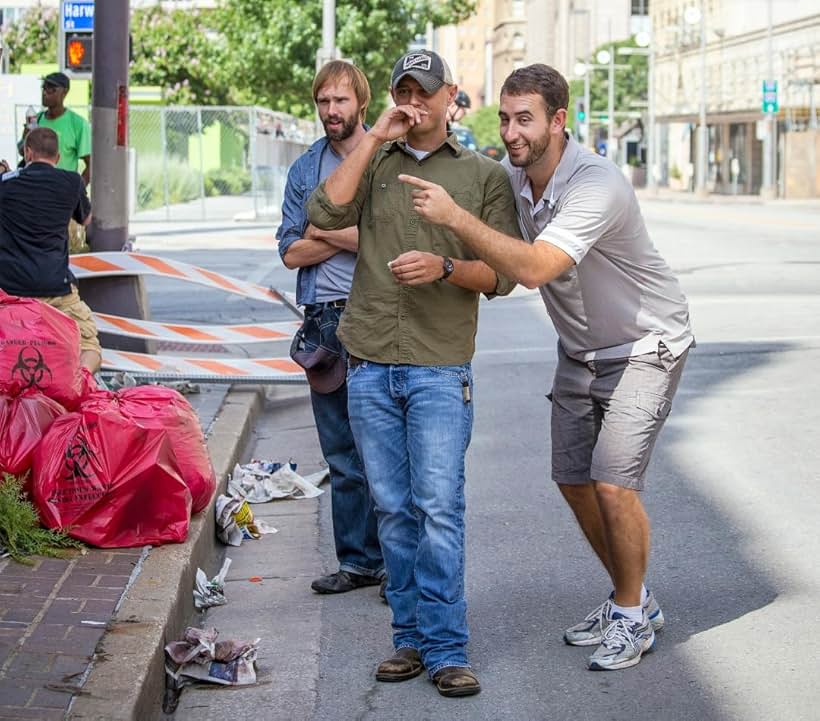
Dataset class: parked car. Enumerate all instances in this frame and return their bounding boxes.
[480,145,505,161]
[450,125,478,151]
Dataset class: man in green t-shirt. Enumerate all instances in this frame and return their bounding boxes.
[35,73,91,186]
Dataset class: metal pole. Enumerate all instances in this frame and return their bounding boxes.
[584,66,591,148]
[761,0,776,198]
[607,46,615,160]
[84,0,151,352]
[197,107,206,220]
[321,0,335,64]
[90,0,129,250]
[695,0,708,196]
[647,40,657,191]
[249,107,258,219]
[484,37,493,104]
[160,106,169,221]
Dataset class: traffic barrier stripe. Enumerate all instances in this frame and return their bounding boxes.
[93,312,299,344]
[102,350,305,381]
[70,252,301,313]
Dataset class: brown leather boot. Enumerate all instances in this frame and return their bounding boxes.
[375,647,424,682]
[431,666,481,697]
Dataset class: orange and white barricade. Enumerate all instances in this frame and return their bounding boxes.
[70,252,307,385]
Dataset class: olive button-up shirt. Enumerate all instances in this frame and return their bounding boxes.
[307,134,520,366]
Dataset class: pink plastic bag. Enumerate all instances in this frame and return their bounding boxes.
[81,386,216,514]
[0,391,65,477]
[0,291,83,409]
[32,400,192,548]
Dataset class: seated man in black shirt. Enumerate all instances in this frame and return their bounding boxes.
[0,127,101,372]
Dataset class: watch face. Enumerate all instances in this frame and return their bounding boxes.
[443,257,455,278]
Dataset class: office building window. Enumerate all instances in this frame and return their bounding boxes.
[631,0,649,15]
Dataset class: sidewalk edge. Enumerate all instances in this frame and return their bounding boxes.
[68,385,264,721]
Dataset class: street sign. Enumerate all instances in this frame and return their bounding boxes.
[59,1,93,78]
[762,80,778,114]
[62,1,94,31]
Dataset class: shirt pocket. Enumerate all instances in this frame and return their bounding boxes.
[369,181,403,223]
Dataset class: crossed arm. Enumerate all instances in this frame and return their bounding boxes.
[282,224,358,269]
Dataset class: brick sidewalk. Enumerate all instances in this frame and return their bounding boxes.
[0,550,143,720]
[0,384,229,720]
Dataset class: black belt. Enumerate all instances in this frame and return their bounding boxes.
[348,354,363,367]
[306,299,346,310]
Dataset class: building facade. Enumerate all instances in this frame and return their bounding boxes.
[652,0,819,196]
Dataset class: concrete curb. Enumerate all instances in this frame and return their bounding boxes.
[69,385,265,721]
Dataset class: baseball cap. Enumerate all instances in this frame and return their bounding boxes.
[391,50,453,94]
[43,72,70,90]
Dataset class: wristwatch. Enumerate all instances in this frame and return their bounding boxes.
[441,256,455,281]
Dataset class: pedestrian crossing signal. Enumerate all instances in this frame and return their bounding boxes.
[65,33,92,73]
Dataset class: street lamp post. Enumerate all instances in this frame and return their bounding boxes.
[607,47,616,160]
[595,48,616,160]
[619,35,654,191]
[685,2,709,197]
[761,0,776,198]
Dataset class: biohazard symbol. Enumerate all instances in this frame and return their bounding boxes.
[64,435,97,482]
[11,346,53,391]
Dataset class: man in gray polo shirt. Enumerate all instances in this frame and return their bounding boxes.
[400,63,693,671]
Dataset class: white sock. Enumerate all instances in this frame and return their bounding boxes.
[610,601,643,623]
[640,584,648,605]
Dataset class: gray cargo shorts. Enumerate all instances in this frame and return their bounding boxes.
[549,342,689,491]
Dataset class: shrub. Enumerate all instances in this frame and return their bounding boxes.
[204,166,252,197]
[136,154,202,210]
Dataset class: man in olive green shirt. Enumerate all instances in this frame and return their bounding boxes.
[308,50,519,698]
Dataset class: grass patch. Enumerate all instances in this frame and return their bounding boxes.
[0,474,83,564]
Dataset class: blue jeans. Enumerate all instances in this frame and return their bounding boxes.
[346,361,474,676]
[304,304,382,578]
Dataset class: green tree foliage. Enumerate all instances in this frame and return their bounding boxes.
[2,4,58,72]
[130,7,231,104]
[460,103,501,149]
[216,0,477,119]
[568,37,648,125]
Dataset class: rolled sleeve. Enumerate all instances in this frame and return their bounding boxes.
[307,175,367,231]
[481,163,520,298]
[536,170,624,263]
[276,161,307,261]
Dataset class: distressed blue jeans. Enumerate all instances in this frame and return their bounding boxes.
[346,360,474,677]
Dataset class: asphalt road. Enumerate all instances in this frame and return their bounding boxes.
[151,198,820,721]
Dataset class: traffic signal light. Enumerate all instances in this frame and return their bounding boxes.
[575,99,586,123]
[65,33,92,73]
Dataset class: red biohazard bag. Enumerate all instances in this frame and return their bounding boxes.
[80,386,216,514]
[78,367,99,401]
[114,386,216,513]
[0,391,65,477]
[0,291,83,409]
[31,399,192,548]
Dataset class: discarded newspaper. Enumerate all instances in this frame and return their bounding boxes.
[214,493,277,546]
[193,557,232,610]
[165,626,259,688]
[227,460,328,503]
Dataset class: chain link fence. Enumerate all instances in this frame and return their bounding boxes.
[14,104,315,223]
